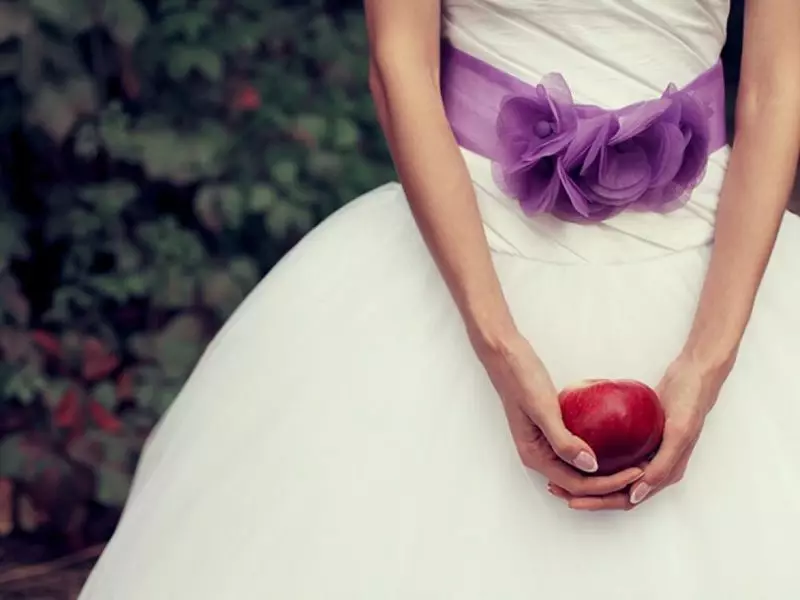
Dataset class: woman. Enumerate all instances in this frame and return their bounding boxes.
[80,0,800,598]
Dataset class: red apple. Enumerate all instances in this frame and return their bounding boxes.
[558,379,665,474]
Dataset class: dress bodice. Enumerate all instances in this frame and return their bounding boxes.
[442,0,733,263]
[443,0,731,109]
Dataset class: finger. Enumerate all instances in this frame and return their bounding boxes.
[630,422,695,505]
[547,484,633,511]
[547,483,570,500]
[632,437,696,504]
[530,403,599,473]
[560,461,686,511]
[569,492,632,511]
[545,460,644,497]
[551,447,694,511]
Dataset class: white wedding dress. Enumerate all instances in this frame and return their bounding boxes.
[79,1,800,598]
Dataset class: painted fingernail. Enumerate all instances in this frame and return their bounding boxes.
[573,451,598,473]
[630,482,652,504]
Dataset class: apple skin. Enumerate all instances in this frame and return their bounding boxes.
[558,379,665,475]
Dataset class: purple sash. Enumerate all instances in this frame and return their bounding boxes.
[441,42,727,223]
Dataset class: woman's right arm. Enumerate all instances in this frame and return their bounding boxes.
[364,0,515,351]
[363,1,647,493]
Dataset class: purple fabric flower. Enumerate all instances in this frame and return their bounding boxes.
[493,78,712,223]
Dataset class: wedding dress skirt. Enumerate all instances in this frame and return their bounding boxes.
[79,1,800,598]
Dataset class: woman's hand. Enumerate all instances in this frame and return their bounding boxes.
[476,332,645,499]
[548,355,730,510]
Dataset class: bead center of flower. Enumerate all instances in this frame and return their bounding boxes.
[534,120,554,138]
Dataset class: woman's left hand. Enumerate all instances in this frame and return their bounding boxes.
[547,355,731,511]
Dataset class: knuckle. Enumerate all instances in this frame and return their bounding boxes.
[664,420,691,440]
[665,416,701,441]
[552,441,575,459]
[563,478,586,495]
[649,468,670,485]
[516,445,537,469]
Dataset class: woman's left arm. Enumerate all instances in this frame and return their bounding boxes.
[627,0,800,505]
[548,0,800,511]
[683,0,800,373]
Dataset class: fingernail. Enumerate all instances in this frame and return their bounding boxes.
[630,482,652,504]
[573,451,598,473]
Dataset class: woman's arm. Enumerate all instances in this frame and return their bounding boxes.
[681,0,800,373]
[364,0,516,350]
[363,1,650,486]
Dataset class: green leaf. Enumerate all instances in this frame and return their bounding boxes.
[195,184,246,230]
[159,0,190,12]
[91,381,118,410]
[0,362,17,400]
[63,76,98,115]
[89,274,132,302]
[152,268,196,309]
[228,256,260,290]
[264,201,313,239]
[102,0,148,46]
[97,102,138,161]
[151,384,181,415]
[136,217,208,268]
[0,434,28,479]
[45,285,95,323]
[0,207,28,265]
[28,0,93,33]
[5,363,45,405]
[158,10,210,40]
[127,365,165,411]
[154,314,205,379]
[167,46,223,81]
[295,114,327,144]
[201,269,245,317]
[132,124,230,183]
[127,333,155,362]
[270,160,299,187]
[114,241,143,272]
[27,84,78,143]
[73,122,102,159]
[332,117,360,150]
[42,377,72,410]
[246,184,277,214]
[307,151,343,180]
[0,273,29,324]
[79,181,139,217]
[95,465,133,507]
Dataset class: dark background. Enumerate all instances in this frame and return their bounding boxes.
[0,0,770,596]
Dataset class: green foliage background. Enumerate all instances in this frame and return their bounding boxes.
[0,0,393,544]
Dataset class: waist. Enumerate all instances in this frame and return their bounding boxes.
[441,41,728,224]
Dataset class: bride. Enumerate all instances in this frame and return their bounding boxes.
[80,1,800,598]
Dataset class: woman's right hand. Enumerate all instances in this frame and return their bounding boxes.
[476,331,645,498]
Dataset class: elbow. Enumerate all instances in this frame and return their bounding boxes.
[734,70,800,133]
[368,60,385,105]
[368,38,440,95]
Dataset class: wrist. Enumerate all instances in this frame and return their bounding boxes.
[463,306,520,358]
[680,308,746,378]
[677,339,738,380]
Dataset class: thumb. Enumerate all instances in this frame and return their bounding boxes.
[536,410,599,473]
[629,424,688,504]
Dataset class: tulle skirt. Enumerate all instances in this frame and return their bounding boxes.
[78,176,800,599]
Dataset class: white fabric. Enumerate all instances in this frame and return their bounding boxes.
[445,0,731,262]
[80,2,800,599]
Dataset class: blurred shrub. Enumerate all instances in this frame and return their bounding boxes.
[0,0,392,545]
